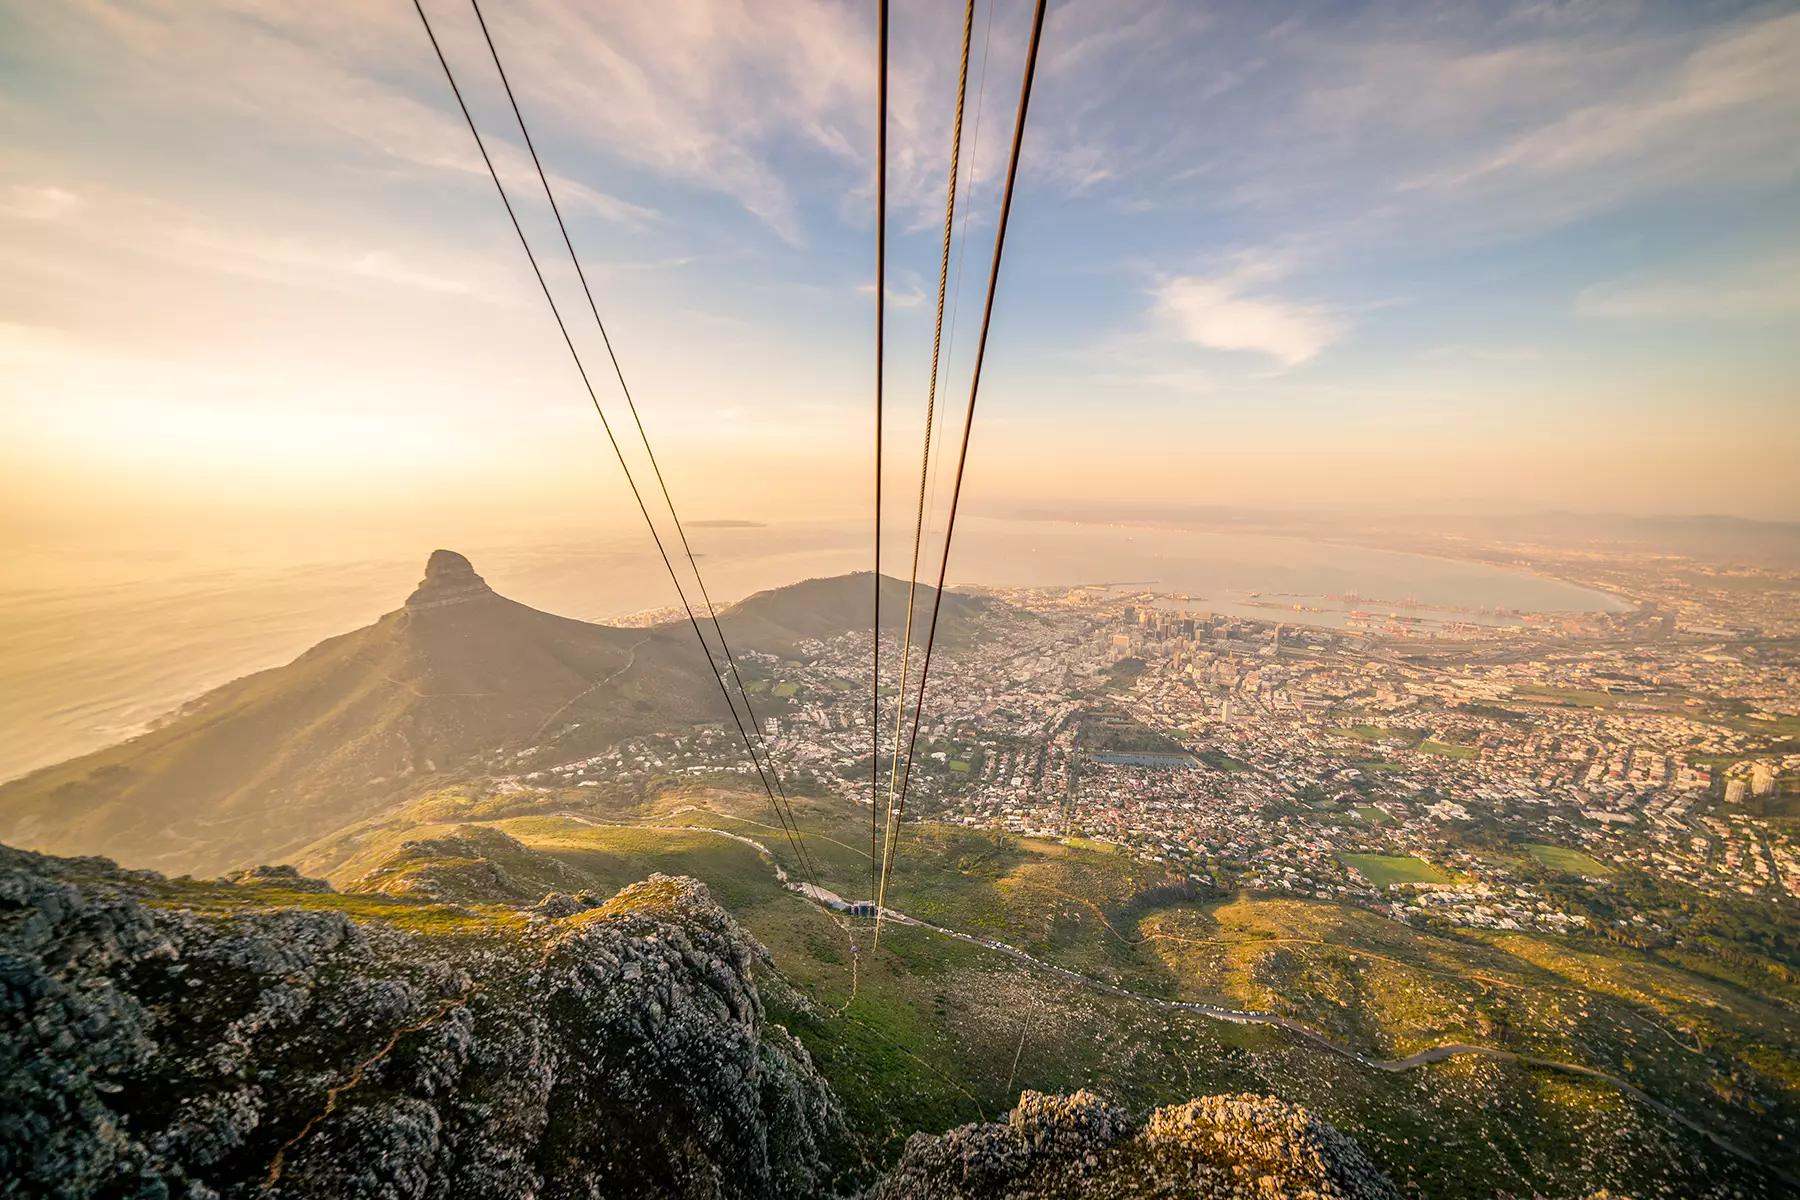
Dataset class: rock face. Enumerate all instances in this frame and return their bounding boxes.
[872,1089,1400,1200]
[0,844,841,1199]
[2,838,1411,1200]
[404,549,497,612]
[346,824,593,904]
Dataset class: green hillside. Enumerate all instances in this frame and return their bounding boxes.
[717,571,992,658]
[279,781,1798,1196]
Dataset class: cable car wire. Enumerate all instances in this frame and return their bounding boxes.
[925,0,996,536]
[462,0,821,886]
[881,0,974,903]
[410,0,821,888]
[873,0,1048,948]
[869,0,890,906]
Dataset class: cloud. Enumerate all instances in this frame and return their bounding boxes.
[1154,273,1344,367]
[0,182,494,300]
[1421,344,1548,364]
[1409,11,1800,210]
[2,185,82,221]
[1578,258,1800,321]
[856,279,926,309]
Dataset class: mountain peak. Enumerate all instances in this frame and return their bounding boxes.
[406,549,495,612]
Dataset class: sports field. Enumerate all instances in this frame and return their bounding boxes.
[1338,852,1452,885]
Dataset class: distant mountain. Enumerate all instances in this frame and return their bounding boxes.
[720,570,993,658]
[0,551,729,876]
[0,557,992,878]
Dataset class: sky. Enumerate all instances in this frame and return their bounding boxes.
[2,0,1798,557]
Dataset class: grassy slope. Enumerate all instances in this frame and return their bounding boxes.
[296,781,1798,1195]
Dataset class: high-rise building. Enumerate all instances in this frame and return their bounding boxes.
[1752,763,1778,799]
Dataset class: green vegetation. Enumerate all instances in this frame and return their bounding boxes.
[1527,844,1614,877]
[772,681,801,698]
[1419,740,1480,759]
[261,782,1800,1194]
[1196,749,1250,772]
[1353,806,1390,824]
[1337,853,1452,886]
[1081,714,1186,757]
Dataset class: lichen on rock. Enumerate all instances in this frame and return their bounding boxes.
[0,845,840,1199]
[871,1089,1400,1200]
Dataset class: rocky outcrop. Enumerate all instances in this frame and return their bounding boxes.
[403,549,497,612]
[347,824,592,904]
[0,844,841,1199]
[224,863,335,892]
[872,1089,1399,1200]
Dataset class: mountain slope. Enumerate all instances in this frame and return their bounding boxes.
[0,551,729,876]
[0,558,996,878]
[718,571,993,658]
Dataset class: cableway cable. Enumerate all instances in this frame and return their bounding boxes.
[872,0,1048,949]
[462,0,821,889]
[869,0,890,908]
[925,0,996,539]
[411,0,821,890]
[881,0,974,906]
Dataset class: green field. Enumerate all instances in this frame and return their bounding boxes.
[1337,853,1452,885]
[772,681,801,698]
[1527,843,1614,877]
[1353,806,1391,823]
[1420,740,1479,759]
[1343,724,1417,744]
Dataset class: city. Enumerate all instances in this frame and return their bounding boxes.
[510,556,1800,945]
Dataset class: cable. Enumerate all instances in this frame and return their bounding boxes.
[882,0,974,893]
[411,0,820,888]
[462,0,820,887]
[870,0,889,905]
[926,0,996,546]
[872,0,1048,949]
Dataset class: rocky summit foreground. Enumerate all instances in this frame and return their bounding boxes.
[873,1089,1399,1200]
[0,845,839,1199]
[1,840,1407,1199]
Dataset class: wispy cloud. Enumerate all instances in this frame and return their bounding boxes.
[1,185,83,221]
[0,183,494,300]
[1154,270,1344,368]
[1404,11,1800,219]
[1578,257,1800,321]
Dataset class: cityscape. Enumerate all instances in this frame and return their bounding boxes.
[515,549,1800,945]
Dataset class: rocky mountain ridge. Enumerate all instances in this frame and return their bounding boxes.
[2,839,1412,1199]
[874,1089,1400,1200]
[0,843,841,1198]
